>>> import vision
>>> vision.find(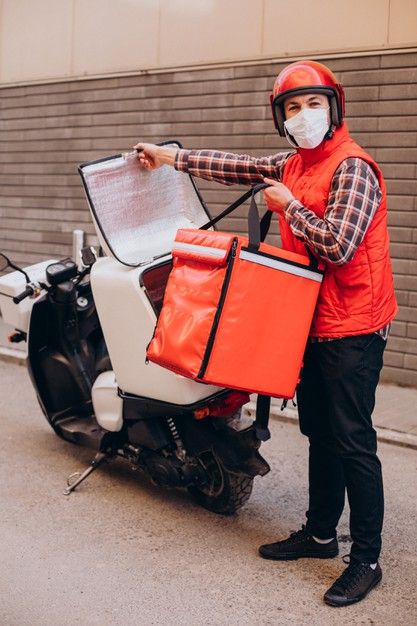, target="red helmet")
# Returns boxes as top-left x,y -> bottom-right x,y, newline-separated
270,60 -> 345,137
